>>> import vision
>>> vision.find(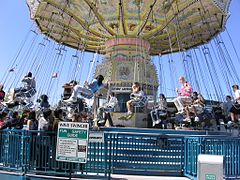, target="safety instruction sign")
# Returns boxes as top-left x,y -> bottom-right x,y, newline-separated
56,122 -> 89,163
